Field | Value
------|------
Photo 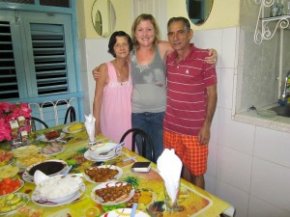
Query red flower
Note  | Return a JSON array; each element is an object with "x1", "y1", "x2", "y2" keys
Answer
[
  {"x1": 0, "y1": 119, "x2": 11, "y2": 141},
  {"x1": 0, "y1": 102, "x2": 31, "y2": 142}
]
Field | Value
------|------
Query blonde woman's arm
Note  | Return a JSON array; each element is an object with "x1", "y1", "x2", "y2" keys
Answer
[{"x1": 158, "y1": 40, "x2": 217, "y2": 64}]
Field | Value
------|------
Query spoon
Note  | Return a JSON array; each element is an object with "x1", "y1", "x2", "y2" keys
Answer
[
  {"x1": 62, "y1": 165, "x2": 73, "y2": 176},
  {"x1": 98, "y1": 142, "x2": 125, "y2": 156},
  {"x1": 130, "y1": 203, "x2": 137, "y2": 217}
]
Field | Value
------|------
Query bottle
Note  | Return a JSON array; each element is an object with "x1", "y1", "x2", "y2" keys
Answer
[
  {"x1": 287, "y1": 1, "x2": 290, "y2": 14},
  {"x1": 287, "y1": 71, "x2": 290, "y2": 104},
  {"x1": 271, "y1": 1, "x2": 279, "y2": 16},
  {"x1": 277, "y1": 0, "x2": 285, "y2": 15}
]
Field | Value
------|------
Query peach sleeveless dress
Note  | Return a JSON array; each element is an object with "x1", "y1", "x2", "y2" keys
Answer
[{"x1": 100, "y1": 62, "x2": 132, "y2": 149}]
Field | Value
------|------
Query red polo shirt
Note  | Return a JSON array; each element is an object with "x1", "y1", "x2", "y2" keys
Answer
[{"x1": 164, "y1": 44, "x2": 217, "y2": 136}]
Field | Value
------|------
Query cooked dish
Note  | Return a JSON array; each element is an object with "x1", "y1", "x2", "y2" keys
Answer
[
  {"x1": 85, "y1": 166, "x2": 119, "y2": 182},
  {"x1": 94, "y1": 182, "x2": 133, "y2": 203},
  {"x1": 27, "y1": 160, "x2": 67, "y2": 176},
  {"x1": 44, "y1": 130, "x2": 60, "y2": 140}
]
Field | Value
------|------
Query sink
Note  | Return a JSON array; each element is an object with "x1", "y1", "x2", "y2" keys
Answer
[{"x1": 270, "y1": 105, "x2": 290, "y2": 117}]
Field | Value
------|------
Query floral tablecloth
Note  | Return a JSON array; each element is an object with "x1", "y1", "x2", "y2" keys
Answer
[{"x1": 2, "y1": 124, "x2": 231, "y2": 217}]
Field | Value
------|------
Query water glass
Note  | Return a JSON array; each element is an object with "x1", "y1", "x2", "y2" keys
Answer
[{"x1": 164, "y1": 188, "x2": 179, "y2": 212}]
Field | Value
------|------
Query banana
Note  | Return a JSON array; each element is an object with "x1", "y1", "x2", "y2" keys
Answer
[{"x1": 68, "y1": 123, "x2": 84, "y2": 132}]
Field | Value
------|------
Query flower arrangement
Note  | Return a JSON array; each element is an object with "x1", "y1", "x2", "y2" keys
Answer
[{"x1": 0, "y1": 102, "x2": 32, "y2": 143}]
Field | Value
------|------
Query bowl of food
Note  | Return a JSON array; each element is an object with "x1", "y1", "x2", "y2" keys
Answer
[
  {"x1": 32, "y1": 174, "x2": 84, "y2": 204},
  {"x1": 44, "y1": 130, "x2": 61, "y2": 141},
  {"x1": 26, "y1": 159, "x2": 68, "y2": 178}
]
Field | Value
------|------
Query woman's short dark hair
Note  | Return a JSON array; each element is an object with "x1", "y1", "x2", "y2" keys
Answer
[{"x1": 108, "y1": 31, "x2": 133, "y2": 57}]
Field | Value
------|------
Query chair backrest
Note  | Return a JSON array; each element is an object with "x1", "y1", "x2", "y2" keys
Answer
[
  {"x1": 29, "y1": 98, "x2": 77, "y2": 129},
  {"x1": 31, "y1": 116, "x2": 49, "y2": 130},
  {"x1": 64, "y1": 106, "x2": 76, "y2": 124},
  {"x1": 119, "y1": 128, "x2": 156, "y2": 162}
]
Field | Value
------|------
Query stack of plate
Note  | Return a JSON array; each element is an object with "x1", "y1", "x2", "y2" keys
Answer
[{"x1": 84, "y1": 143, "x2": 120, "y2": 162}]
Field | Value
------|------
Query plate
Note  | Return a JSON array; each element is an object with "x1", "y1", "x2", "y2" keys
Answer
[
  {"x1": 41, "y1": 143, "x2": 64, "y2": 156},
  {"x1": 91, "y1": 181, "x2": 135, "y2": 205},
  {"x1": 16, "y1": 154, "x2": 47, "y2": 172},
  {"x1": 83, "y1": 165, "x2": 123, "y2": 183},
  {"x1": 37, "y1": 132, "x2": 65, "y2": 142},
  {"x1": 32, "y1": 182, "x2": 85, "y2": 207},
  {"x1": 0, "y1": 150, "x2": 13, "y2": 166},
  {"x1": 0, "y1": 165, "x2": 19, "y2": 179},
  {"x1": 22, "y1": 170, "x2": 35, "y2": 183},
  {"x1": 100, "y1": 208, "x2": 150, "y2": 217},
  {"x1": 12, "y1": 145, "x2": 40, "y2": 158},
  {"x1": 62, "y1": 123, "x2": 84, "y2": 134},
  {"x1": 84, "y1": 150, "x2": 120, "y2": 162},
  {"x1": 0, "y1": 179, "x2": 24, "y2": 197},
  {"x1": 0, "y1": 193, "x2": 29, "y2": 215},
  {"x1": 84, "y1": 142, "x2": 122, "y2": 162}
]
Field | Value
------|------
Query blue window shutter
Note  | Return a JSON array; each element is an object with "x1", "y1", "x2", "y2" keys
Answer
[{"x1": 0, "y1": 11, "x2": 77, "y2": 99}]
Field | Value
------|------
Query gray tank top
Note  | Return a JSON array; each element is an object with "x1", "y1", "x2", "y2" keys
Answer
[{"x1": 130, "y1": 47, "x2": 166, "y2": 113}]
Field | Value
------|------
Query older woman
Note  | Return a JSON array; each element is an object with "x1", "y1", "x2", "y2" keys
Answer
[{"x1": 93, "y1": 31, "x2": 133, "y2": 148}]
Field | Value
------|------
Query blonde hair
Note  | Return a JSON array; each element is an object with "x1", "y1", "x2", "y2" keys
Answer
[{"x1": 131, "y1": 13, "x2": 160, "y2": 48}]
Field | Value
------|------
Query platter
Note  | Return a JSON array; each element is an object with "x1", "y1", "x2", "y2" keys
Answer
[
  {"x1": 83, "y1": 165, "x2": 122, "y2": 183},
  {"x1": 36, "y1": 132, "x2": 65, "y2": 142},
  {"x1": 0, "y1": 178, "x2": 24, "y2": 197},
  {"x1": 91, "y1": 181, "x2": 134, "y2": 205},
  {"x1": 0, "y1": 164, "x2": 19, "y2": 179},
  {"x1": 62, "y1": 123, "x2": 84, "y2": 134},
  {"x1": 12, "y1": 145, "x2": 40, "y2": 158},
  {"x1": 0, "y1": 193, "x2": 29, "y2": 215},
  {"x1": 0, "y1": 150, "x2": 13, "y2": 166},
  {"x1": 32, "y1": 182, "x2": 85, "y2": 207},
  {"x1": 100, "y1": 208, "x2": 150, "y2": 217},
  {"x1": 41, "y1": 143, "x2": 64, "y2": 156}
]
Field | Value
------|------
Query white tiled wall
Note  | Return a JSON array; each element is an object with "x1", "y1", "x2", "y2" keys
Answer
[
  {"x1": 194, "y1": 26, "x2": 290, "y2": 217},
  {"x1": 81, "y1": 16, "x2": 290, "y2": 217}
]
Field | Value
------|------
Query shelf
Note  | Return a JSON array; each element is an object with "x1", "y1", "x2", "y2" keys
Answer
[{"x1": 254, "y1": 1, "x2": 290, "y2": 44}]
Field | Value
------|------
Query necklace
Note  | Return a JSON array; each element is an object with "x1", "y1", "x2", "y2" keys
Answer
[
  {"x1": 116, "y1": 69, "x2": 124, "y2": 85},
  {"x1": 114, "y1": 61, "x2": 128, "y2": 85}
]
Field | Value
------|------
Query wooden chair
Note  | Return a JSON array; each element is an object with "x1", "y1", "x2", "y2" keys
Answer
[{"x1": 119, "y1": 128, "x2": 156, "y2": 162}]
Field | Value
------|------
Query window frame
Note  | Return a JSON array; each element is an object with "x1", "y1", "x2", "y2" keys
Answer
[{"x1": 0, "y1": 1, "x2": 84, "y2": 122}]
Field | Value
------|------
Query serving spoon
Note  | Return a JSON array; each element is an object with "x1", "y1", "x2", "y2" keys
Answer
[{"x1": 98, "y1": 142, "x2": 125, "y2": 156}]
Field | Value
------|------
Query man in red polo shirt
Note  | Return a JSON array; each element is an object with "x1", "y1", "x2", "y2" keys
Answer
[{"x1": 164, "y1": 17, "x2": 217, "y2": 189}]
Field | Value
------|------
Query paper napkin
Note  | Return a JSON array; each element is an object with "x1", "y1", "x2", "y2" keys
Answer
[
  {"x1": 157, "y1": 149, "x2": 182, "y2": 203},
  {"x1": 34, "y1": 170, "x2": 49, "y2": 185},
  {"x1": 84, "y1": 114, "x2": 96, "y2": 144}
]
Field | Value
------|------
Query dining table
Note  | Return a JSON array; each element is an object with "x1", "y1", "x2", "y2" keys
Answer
[{"x1": 0, "y1": 122, "x2": 234, "y2": 217}]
